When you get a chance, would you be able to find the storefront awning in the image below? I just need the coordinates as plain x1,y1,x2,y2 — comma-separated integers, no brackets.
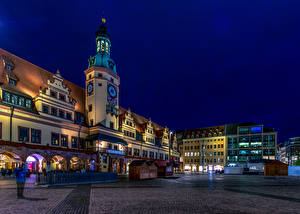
87,133,128,146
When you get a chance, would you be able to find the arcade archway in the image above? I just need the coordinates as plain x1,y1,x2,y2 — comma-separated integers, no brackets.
51,155,67,171
0,151,23,170
70,157,84,171
26,154,46,173
87,158,96,171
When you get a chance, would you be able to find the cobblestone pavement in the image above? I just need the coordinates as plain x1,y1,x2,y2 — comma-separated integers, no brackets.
2,174,300,214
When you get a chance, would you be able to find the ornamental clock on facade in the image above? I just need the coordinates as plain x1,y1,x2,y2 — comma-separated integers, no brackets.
87,81,93,96
107,84,117,105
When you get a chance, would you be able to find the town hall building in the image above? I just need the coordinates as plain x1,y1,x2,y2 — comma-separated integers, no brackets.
0,19,180,173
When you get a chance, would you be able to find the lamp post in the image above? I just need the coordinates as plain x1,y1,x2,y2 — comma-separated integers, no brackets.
169,130,173,162
9,106,14,142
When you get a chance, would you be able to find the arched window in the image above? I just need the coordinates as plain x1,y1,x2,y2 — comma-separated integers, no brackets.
105,42,109,53
101,40,105,51
97,40,100,52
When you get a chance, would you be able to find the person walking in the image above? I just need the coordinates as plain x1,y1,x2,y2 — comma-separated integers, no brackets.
15,164,26,199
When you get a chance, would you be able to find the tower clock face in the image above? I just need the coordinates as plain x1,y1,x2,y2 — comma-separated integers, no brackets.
108,85,117,98
107,84,117,106
87,81,93,96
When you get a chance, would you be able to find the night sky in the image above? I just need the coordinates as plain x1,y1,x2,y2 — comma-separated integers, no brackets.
1,1,300,142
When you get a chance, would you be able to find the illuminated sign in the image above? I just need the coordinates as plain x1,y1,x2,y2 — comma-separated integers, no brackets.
166,167,172,172
106,149,123,155
251,126,262,133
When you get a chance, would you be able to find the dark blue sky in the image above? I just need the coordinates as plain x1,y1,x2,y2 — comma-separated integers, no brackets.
1,1,300,142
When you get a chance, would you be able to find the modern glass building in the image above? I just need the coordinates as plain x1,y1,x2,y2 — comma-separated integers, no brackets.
225,122,277,166
286,137,300,166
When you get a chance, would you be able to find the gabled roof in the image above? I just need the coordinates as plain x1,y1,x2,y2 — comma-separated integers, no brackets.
119,107,166,137
0,48,86,114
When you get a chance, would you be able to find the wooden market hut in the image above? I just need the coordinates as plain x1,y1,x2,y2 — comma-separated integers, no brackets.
264,160,288,176
129,160,158,180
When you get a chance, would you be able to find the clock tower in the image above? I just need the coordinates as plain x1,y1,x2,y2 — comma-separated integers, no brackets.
84,18,119,129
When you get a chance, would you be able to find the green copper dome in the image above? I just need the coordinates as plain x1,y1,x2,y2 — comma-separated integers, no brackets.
88,53,117,74
88,19,117,74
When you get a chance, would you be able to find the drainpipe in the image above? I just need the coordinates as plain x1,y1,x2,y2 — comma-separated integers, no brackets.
10,106,14,142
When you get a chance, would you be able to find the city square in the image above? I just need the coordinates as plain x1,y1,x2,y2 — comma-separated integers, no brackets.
1,1,300,213
1,174,300,214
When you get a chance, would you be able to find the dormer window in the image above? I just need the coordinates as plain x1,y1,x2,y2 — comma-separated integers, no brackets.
3,59,14,72
8,78,17,87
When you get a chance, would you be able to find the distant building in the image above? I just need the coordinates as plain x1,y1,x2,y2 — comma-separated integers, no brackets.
176,122,277,172
277,142,288,164
226,123,277,167
286,137,300,166
177,126,226,172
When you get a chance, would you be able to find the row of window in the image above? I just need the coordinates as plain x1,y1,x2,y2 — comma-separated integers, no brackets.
49,90,67,102
146,137,155,143
2,90,32,109
184,151,224,157
18,127,41,144
97,40,110,53
124,130,135,138
126,121,134,127
185,144,224,150
127,148,168,160
228,141,275,148
185,159,224,164
51,133,84,149
238,126,262,135
185,138,224,144
228,149,275,156
42,105,72,120
186,133,223,139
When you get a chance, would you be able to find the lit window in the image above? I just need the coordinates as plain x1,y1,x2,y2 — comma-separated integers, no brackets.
11,95,17,104
25,99,32,108
18,97,25,106
97,40,100,52
51,133,59,146
61,135,68,147
3,91,10,102
101,40,105,51
105,42,109,53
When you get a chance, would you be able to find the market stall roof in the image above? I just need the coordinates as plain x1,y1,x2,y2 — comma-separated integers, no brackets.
87,133,127,145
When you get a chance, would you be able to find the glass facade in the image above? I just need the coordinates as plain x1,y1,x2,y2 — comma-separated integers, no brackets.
227,125,276,165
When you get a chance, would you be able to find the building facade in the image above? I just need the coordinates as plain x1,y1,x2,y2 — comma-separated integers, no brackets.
0,19,179,173
286,137,300,166
226,123,277,166
177,126,227,172
177,122,277,172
